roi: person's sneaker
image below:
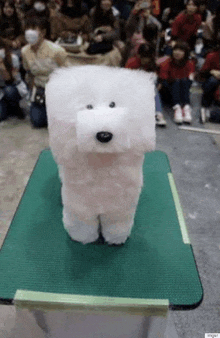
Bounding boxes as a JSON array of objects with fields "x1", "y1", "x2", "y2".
[
  {"x1": 200, "y1": 107, "x2": 210, "y2": 124},
  {"x1": 155, "y1": 112, "x2": 167, "y2": 127},
  {"x1": 183, "y1": 104, "x2": 192, "y2": 124},
  {"x1": 173, "y1": 104, "x2": 182, "y2": 124}
]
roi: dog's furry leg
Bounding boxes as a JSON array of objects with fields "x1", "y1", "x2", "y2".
[
  {"x1": 63, "y1": 208, "x2": 99, "y2": 244},
  {"x1": 100, "y1": 211, "x2": 136, "y2": 245}
]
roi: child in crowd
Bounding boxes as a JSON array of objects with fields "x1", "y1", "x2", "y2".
[
  {"x1": 171, "y1": 0, "x2": 201, "y2": 51},
  {"x1": 21, "y1": 16, "x2": 69, "y2": 128},
  {"x1": 125, "y1": 43, "x2": 167, "y2": 127},
  {"x1": 0, "y1": 39, "x2": 28, "y2": 122},
  {"x1": 158, "y1": 41, "x2": 195, "y2": 124}
]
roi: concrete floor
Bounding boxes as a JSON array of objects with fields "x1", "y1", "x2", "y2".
[{"x1": 0, "y1": 86, "x2": 220, "y2": 337}]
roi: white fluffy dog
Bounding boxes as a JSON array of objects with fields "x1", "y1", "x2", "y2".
[{"x1": 46, "y1": 65, "x2": 156, "y2": 245}]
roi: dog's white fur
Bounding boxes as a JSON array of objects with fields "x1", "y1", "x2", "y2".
[{"x1": 46, "y1": 65, "x2": 156, "y2": 244}]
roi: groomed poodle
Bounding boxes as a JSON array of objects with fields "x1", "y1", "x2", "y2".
[{"x1": 46, "y1": 65, "x2": 156, "y2": 245}]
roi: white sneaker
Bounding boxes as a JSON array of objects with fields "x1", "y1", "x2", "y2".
[
  {"x1": 200, "y1": 107, "x2": 210, "y2": 124},
  {"x1": 173, "y1": 104, "x2": 182, "y2": 124},
  {"x1": 155, "y1": 112, "x2": 167, "y2": 127},
  {"x1": 183, "y1": 104, "x2": 192, "y2": 124}
]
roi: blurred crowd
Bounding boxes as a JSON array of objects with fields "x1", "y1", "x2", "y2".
[{"x1": 1, "y1": 0, "x2": 220, "y2": 127}]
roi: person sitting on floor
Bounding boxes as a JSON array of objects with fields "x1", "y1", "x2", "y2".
[
  {"x1": 158, "y1": 40, "x2": 195, "y2": 124},
  {"x1": 88, "y1": 0, "x2": 121, "y2": 54},
  {"x1": 50, "y1": 0, "x2": 91, "y2": 42},
  {"x1": 198, "y1": 41, "x2": 220, "y2": 123},
  {"x1": 171, "y1": 0, "x2": 201, "y2": 51},
  {"x1": 0, "y1": 39, "x2": 28, "y2": 122},
  {"x1": 125, "y1": 43, "x2": 167, "y2": 127},
  {"x1": 0, "y1": 0, "x2": 25, "y2": 52},
  {"x1": 21, "y1": 16, "x2": 69, "y2": 128},
  {"x1": 123, "y1": 0, "x2": 162, "y2": 62}
]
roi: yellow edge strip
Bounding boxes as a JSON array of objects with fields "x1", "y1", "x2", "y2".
[
  {"x1": 168, "y1": 173, "x2": 191, "y2": 244},
  {"x1": 14, "y1": 290, "x2": 169, "y2": 317}
]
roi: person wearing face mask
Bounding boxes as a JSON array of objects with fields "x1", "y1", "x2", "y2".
[
  {"x1": 25, "y1": 0, "x2": 51, "y2": 39},
  {"x1": 21, "y1": 16, "x2": 69, "y2": 128},
  {"x1": 0, "y1": 39, "x2": 28, "y2": 122}
]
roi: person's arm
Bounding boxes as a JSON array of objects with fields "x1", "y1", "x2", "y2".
[
  {"x1": 101, "y1": 18, "x2": 120, "y2": 42},
  {"x1": 21, "y1": 48, "x2": 35, "y2": 88},
  {"x1": 55, "y1": 46, "x2": 70, "y2": 67},
  {"x1": 197, "y1": 53, "x2": 214, "y2": 81},
  {"x1": 0, "y1": 58, "x2": 11, "y2": 81},
  {"x1": 171, "y1": 12, "x2": 183, "y2": 41}
]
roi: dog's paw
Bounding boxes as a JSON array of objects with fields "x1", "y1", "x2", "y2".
[
  {"x1": 65, "y1": 227, "x2": 99, "y2": 244},
  {"x1": 103, "y1": 233, "x2": 130, "y2": 245}
]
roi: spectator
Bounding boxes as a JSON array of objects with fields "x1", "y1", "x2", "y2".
[
  {"x1": 161, "y1": 0, "x2": 185, "y2": 30},
  {"x1": 158, "y1": 41, "x2": 195, "y2": 124},
  {"x1": 126, "y1": 0, "x2": 162, "y2": 40},
  {"x1": 21, "y1": 16, "x2": 69, "y2": 128},
  {"x1": 198, "y1": 0, "x2": 212, "y2": 23},
  {"x1": 0, "y1": 0, "x2": 25, "y2": 51},
  {"x1": 25, "y1": 0, "x2": 51, "y2": 39},
  {"x1": 125, "y1": 43, "x2": 167, "y2": 127},
  {"x1": 203, "y1": 3, "x2": 220, "y2": 50},
  {"x1": 198, "y1": 43, "x2": 220, "y2": 123},
  {"x1": 50, "y1": 0, "x2": 91, "y2": 42},
  {"x1": 0, "y1": 39, "x2": 28, "y2": 122},
  {"x1": 87, "y1": 0, "x2": 122, "y2": 54},
  {"x1": 171, "y1": 0, "x2": 202, "y2": 51},
  {"x1": 90, "y1": 0, "x2": 120, "y2": 42},
  {"x1": 123, "y1": 0, "x2": 162, "y2": 63}
]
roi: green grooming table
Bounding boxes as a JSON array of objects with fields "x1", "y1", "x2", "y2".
[{"x1": 0, "y1": 149, "x2": 203, "y2": 310}]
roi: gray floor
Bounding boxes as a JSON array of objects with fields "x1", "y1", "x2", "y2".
[{"x1": 0, "y1": 86, "x2": 220, "y2": 337}]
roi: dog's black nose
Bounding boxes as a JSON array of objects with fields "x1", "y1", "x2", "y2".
[{"x1": 96, "y1": 131, "x2": 113, "y2": 143}]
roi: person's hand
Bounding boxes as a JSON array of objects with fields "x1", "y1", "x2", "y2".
[
  {"x1": 12, "y1": 40, "x2": 18, "y2": 49},
  {"x1": 210, "y1": 69, "x2": 220, "y2": 80},
  {"x1": 94, "y1": 34, "x2": 103, "y2": 42},
  {"x1": 189, "y1": 73, "x2": 195, "y2": 81},
  {"x1": 170, "y1": 40, "x2": 176, "y2": 48},
  {"x1": 0, "y1": 60, "x2": 11, "y2": 81},
  {"x1": 97, "y1": 25, "x2": 112, "y2": 33},
  {"x1": 157, "y1": 83, "x2": 162, "y2": 91}
]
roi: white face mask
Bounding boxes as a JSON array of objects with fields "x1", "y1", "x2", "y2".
[
  {"x1": 34, "y1": 2, "x2": 46, "y2": 11},
  {"x1": 25, "y1": 29, "x2": 39, "y2": 45},
  {"x1": 0, "y1": 48, "x2": 5, "y2": 59}
]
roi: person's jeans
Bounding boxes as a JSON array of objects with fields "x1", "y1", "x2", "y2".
[
  {"x1": 155, "y1": 89, "x2": 163, "y2": 113},
  {"x1": 162, "y1": 78, "x2": 192, "y2": 107},
  {"x1": 201, "y1": 76, "x2": 220, "y2": 108},
  {"x1": 30, "y1": 102, "x2": 47, "y2": 128},
  {"x1": 0, "y1": 85, "x2": 22, "y2": 121}
]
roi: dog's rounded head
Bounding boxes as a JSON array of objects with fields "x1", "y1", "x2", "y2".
[{"x1": 46, "y1": 65, "x2": 156, "y2": 163}]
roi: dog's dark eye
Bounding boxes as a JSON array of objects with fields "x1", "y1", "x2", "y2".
[
  {"x1": 109, "y1": 102, "x2": 116, "y2": 108},
  {"x1": 86, "y1": 104, "x2": 93, "y2": 110}
]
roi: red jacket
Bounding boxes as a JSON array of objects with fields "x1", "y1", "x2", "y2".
[
  {"x1": 125, "y1": 56, "x2": 157, "y2": 72},
  {"x1": 159, "y1": 57, "x2": 195, "y2": 80},
  {"x1": 200, "y1": 51, "x2": 220, "y2": 72},
  {"x1": 171, "y1": 12, "x2": 201, "y2": 43},
  {"x1": 125, "y1": 56, "x2": 150, "y2": 71}
]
